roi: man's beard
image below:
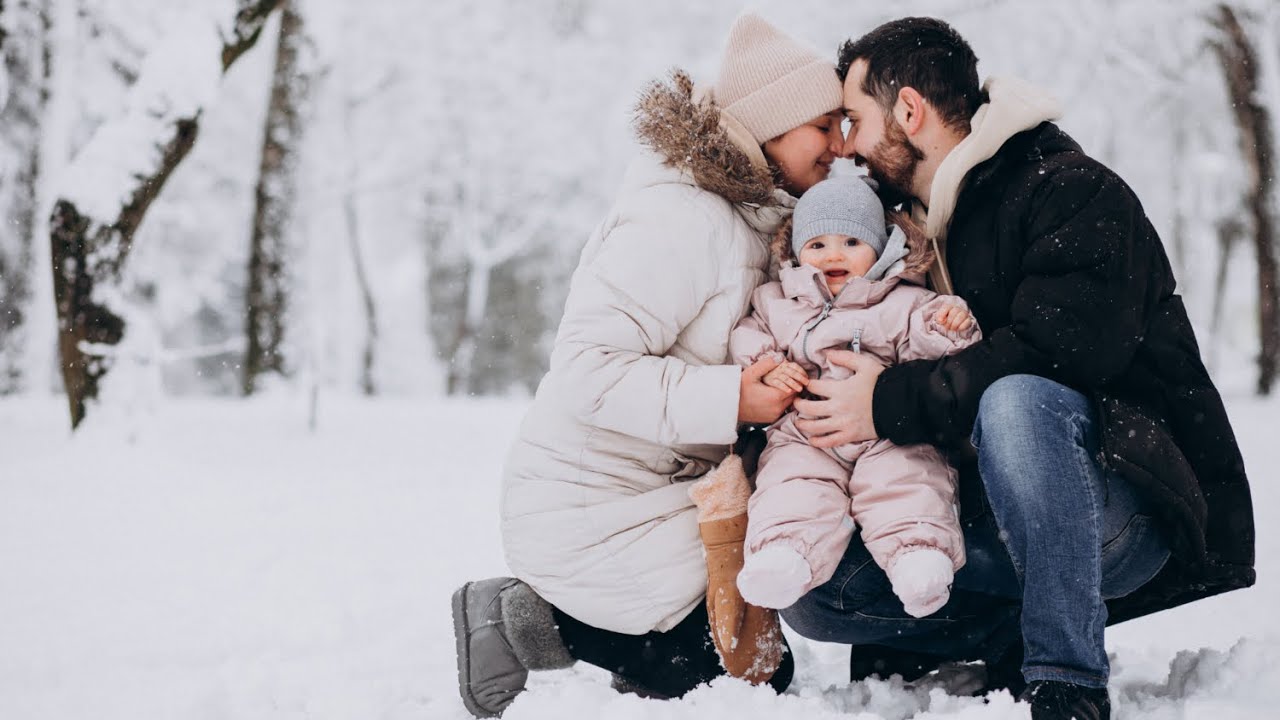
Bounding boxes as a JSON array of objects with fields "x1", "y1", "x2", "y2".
[{"x1": 861, "y1": 117, "x2": 924, "y2": 207}]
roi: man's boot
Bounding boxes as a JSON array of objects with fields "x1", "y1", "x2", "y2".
[
  {"x1": 849, "y1": 644, "x2": 946, "y2": 682},
  {"x1": 1018, "y1": 680, "x2": 1111, "y2": 720},
  {"x1": 981, "y1": 636, "x2": 1027, "y2": 697},
  {"x1": 609, "y1": 673, "x2": 672, "y2": 700},
  {"x1": 452, "y1": 578, "x2": 574, "y2": 717}
]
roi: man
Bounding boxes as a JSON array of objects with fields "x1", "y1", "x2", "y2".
[{"x1": 782, "y1": 17, "x2": 1256, "y2": 720}]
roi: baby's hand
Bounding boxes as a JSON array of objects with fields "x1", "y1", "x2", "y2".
[
  {"x1": 762, "y1": 361, "x2": 809, "y2": 393},
  {"x1": 935, "y1": 304, "x2": 975, "y2": 333}
]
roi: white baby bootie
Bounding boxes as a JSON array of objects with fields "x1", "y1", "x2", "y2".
[
  {"x1": 737, "y1": 544, "x2": 812, "y2": 609},
  {"x1": 888, "y1": 548, "x2": 954, "y2": 618}
]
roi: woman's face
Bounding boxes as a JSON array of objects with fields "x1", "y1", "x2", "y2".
[{"x1": 763, "y1": 111, "x2": 844, "y2": 195}]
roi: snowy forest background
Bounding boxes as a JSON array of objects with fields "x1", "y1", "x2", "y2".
[
  {"x1": 2, "y1": 0, "x2": 1280, "y2": 425},
  {"x1": 4, "y1": 2, "x2": 1280, "y2": 719}
]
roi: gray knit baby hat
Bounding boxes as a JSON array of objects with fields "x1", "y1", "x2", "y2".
[{"x1": 791, "y1": 175, "x2": 888, "y2": 258}]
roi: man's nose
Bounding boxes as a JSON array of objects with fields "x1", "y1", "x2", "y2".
[{"x1": 840, "y1": 133, "x2": 860, "y2": 161}]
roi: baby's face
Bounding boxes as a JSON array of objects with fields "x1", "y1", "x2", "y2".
[{"x1": 798, "y1": 233, "x2": 879, "y2": 295}]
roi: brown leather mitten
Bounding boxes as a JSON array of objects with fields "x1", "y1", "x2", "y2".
[{"x1": 689, "y1": 455, "x2": 784, "y2": 683}]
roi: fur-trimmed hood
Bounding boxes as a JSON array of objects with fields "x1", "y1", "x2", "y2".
[{"x1": 633, "y1": 69, "x2": 786, "y2": 208}]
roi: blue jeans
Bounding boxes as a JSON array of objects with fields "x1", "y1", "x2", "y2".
[{"x1": 782, "y1": 375, "x2": 1170, "y2": 688}]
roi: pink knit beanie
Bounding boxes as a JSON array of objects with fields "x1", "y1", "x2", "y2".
[{"x1": 714, "y1": 14, "x2": 843, "y2": 146}]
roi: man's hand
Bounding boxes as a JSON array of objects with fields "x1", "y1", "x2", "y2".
[
  {"x1": 762, "y1": 361, "x2": 809, "y2": 393},
  {"x1": 793, "y1": 350, "x2": 884, "y2": 447},
  {"x1": 935, "y1": 304, "x2": 975, "y2": 333},
  {"x1": 738, "y1": 357, "x2": 795, "y2": 424}
]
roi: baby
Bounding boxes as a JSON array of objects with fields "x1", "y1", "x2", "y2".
[{"x1": 728, "y1": 175, "x2": 981, "y2": 617}]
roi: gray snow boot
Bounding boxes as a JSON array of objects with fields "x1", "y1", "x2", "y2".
[{"x1": 452, "y1": 578, "x2": 574, "y2": 718}]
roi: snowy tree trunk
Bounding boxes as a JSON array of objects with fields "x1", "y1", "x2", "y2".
[
  {"x1": 243, "y1": 0, "x2": 310, "y2": 395},
  {"x1": 50, "y1": 0, "x2": 281, "y2": 428},
  {"x1": 335, "y1": 69, "x2": 393, "y2": 397},
  {"x1": 446, "y1": 249, "x2": 489, "y2": 396},
  {"x1": 330, "y1": 64, "x2": 405, "y2": 396},
  {"x1": 0, "y1": 0, "x2": 51, "y2": 394},
  {"x1": 442, "y1": 189, "x2": 548, "y2": 396},
  {"x1": 1210, "y1": 217, "x2": 1245, "y2": 373},
  {"x1": 342, "y1": 178, "x2": 378, "y2": 396},
  {"x1": 1213, "y1": 3, "x2": 1280, "y2": 395}
]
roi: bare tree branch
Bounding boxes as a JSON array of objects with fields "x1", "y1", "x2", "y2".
[{"x1": 222, "y1": 0, "x2": 280, "y2": 70}]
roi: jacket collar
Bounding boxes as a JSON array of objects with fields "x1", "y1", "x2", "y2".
[
  {"x1": 923, "y1": 75, "x2": 1063, "y2": 241},
  {"x1": 963, "y1": 121, "x2": 1084, "y2": 193},
  {"x1": 779, "y1": 263, "x2": 909, "y2": 309}
]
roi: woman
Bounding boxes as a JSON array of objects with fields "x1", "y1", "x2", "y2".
[{"x1": 452, "y1": 14, "x2": 843, "y2": 717}]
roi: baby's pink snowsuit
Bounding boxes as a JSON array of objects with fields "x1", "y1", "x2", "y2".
[{"x1": 729, "y1": 262, "x2": 982, "y2": 596}]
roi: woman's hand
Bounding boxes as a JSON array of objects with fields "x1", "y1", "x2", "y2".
[
  {"x1": 738, "y1": 357, "x2": 796, "y2": 424},
  {"x1": 762, "y1": 361, "x2": 809, "y2": 393}
]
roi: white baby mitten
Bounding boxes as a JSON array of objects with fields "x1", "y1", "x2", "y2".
[
  {"x1": 737, "y1": 544, "x2": 812, "y2": 610},
  {"x1": 888, "y1": 548, "x2": 954, "y2": 618}
]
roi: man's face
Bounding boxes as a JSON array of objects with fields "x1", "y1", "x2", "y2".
[{"x1": 841, "y1": 59, "x2": 924, "y2": 206}]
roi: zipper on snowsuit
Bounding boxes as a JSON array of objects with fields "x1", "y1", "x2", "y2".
[
  {"x1": 799, "y1": 274, "x2": 867, "y2": 464},
  {"x1": 801, "y1": 274, "x2": 840, "y2": 378}
]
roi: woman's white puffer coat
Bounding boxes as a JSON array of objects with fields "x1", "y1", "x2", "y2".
[{"x1": 501, "y1": 71, "x2": 794, "y2": 634}]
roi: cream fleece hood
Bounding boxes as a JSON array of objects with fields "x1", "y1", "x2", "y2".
[{"x1": 918, "y1": 76, "x2": 1063, "y2": 293}]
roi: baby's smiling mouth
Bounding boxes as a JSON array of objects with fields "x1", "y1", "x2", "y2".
[{"x1": 824, "y1": 269, "x2": 849, "y2": 279}]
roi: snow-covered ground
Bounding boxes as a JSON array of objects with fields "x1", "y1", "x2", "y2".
[{"x1": 1, "y1": 391, "x2": 1276, "y2": 719}]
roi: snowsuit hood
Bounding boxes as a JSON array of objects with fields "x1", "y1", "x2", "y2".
[{"x1": 769, "y1": 210, "x2": 937, "y2": 283}]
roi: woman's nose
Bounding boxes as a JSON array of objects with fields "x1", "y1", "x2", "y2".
[{"x1": 827, "y1": 123, "x2": 844, "y2": 155}]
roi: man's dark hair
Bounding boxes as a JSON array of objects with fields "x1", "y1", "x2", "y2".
[{"x1": 837, "y1": 17, "x2": 985, "y2": 132}]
